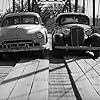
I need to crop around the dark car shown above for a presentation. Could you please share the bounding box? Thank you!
[52,13,100,58]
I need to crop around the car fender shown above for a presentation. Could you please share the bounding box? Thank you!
[89,33,100,47]
[53,33,64,46]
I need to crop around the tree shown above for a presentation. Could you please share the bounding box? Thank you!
[31,0,41,14]
[40,3,64,24]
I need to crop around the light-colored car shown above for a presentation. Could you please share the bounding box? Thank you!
[0,12,48,57]
[53,13,100,58]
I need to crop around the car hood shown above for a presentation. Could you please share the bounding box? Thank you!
[60,24,91,30]
[0,24,43,41]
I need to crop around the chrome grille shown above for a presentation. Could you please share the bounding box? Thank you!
[0,40,35,48]
[71,26,84,46]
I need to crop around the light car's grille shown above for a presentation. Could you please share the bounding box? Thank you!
[71,26,84,46]
[0,40,40,48]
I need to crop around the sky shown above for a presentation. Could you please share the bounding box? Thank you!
[0,0,11,14]
[0,0,100,17]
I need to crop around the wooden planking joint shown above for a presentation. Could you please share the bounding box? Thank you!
[28,59,49,100]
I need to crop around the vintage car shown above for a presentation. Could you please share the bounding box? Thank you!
[52,13,100,58]
[0,12,48,57]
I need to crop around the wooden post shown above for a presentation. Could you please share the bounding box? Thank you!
[93,0,95,26]
[13,0,15,13]
[82,0,85,13]
[28,0,30,12]
[75,0,78,12]
[21,0,23,12]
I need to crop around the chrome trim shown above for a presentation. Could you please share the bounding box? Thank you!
[71,26,84,46]
[55,46,100,50]
[0,46,45,52]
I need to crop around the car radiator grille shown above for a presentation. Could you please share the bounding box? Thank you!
[71,26,84,46]
[0,40,40,48]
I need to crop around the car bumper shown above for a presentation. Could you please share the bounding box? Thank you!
[55,45,100,51]
[0,46,45,53]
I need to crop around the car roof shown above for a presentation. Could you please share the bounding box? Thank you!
[3,12,40,19]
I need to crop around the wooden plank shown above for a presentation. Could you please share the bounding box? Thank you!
[75,57,100,96]
[0,59,38,100]
[83,57,100,76]
[0,67,12,74]
[0,59,27,100]
[7,59,39,100]
[65,56,100,100]
[28,59,49,100]
[65,56,83,80]
[83,57,97,66]
[49,58,76,100]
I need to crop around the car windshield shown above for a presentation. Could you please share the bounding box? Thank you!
[56,14,89,25]
[2,15,39,26]
[21,15,39,24]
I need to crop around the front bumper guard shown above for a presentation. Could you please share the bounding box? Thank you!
[55,45,100,51]
[0,46,45,52]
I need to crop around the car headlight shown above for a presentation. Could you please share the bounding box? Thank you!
[85,29,92,36]
[63,29,70,35]
[36,32,43,39]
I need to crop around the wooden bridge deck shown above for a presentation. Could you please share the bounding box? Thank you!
[0,59,49,100]
[0,56,100,100]
[64,56,100,100]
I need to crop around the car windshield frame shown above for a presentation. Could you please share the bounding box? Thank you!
[56,14,89,25]
[1,15,39,27]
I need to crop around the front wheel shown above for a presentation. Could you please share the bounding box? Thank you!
[0,53,3,59]
[93,50,99,59]
[35,49,49,59]
[36,50,44,58]
[52,48,65,58]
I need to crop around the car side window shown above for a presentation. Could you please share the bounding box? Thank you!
[2,17,13,26]
[2,16,20,26]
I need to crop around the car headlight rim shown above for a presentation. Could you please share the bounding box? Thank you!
[36,32,43,39]
[85,29,92,36]
[63,29,70,35]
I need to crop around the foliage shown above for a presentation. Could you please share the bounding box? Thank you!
[40,3,64,24]
[3,0,83,25]
[72,4,83,13]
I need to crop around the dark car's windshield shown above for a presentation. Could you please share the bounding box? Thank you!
[2,15,39,27]
[56,14,89,25]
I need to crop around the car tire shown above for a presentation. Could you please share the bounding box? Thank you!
[91,33,100,59]
[52,41,63,58]
[37,50,44,58]
[0,53,3,59]
[52,35,65,58]
[35,49,49,59]
[52,48,65,58]
[85,33,100,59]
[93,50,99,59]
